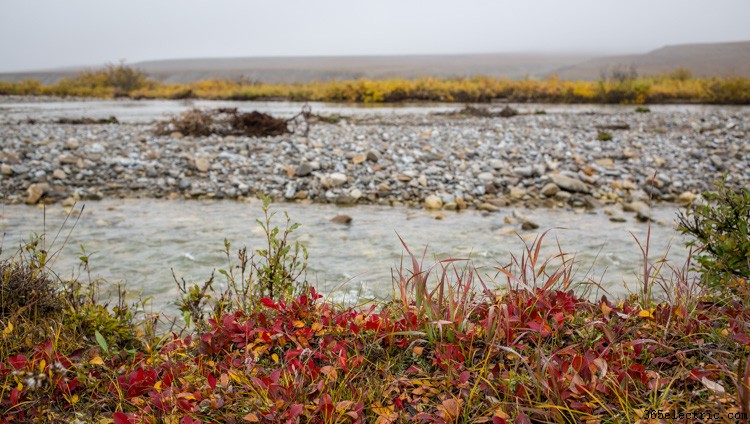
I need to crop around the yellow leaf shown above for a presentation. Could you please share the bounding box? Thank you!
[243,412,260,422]
[311,322,323,332]
[293,320,305,328]
[154,380,163,393]
[38,359,46,372]
[2,322,13,337]
[228,370,243,383]
[89,356,105,366]
[271,353,279,364]
[372,405,394,415]
[600,303,613,316]
[71,394,79,404]
[413,346,424,355]
[637,309,654,319]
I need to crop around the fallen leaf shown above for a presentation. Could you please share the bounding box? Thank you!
[701,376,726,394]
[243,412,260,422]
[440,398,462,420]
[89,356,104,366]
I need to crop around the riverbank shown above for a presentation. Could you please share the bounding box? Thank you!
[1,100,748,223]
[1,196,748,423]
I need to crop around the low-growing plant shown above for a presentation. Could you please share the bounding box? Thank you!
[597,131,613,141]
[678,178,750,292]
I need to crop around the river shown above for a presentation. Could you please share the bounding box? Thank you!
[0,198,689,316]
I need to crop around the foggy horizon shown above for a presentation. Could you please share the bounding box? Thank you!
[2,0,750,73]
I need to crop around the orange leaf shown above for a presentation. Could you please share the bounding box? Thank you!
[440,398,462,420]
[243,412,260,422]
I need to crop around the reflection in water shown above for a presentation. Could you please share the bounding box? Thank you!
[1,199,688,316]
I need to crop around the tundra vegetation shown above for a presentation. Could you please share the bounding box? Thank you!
[1,64,750,104]
[2,183,750,423]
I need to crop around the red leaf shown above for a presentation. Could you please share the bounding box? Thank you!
[207,374,217,390]
[114,412,134,424]
[732,332,750,345]
[260,298,278,309]
[8,355,27,370]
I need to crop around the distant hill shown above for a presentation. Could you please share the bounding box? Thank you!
[1,41,748,84]
[129,53,594,83]
[553,40,750,80]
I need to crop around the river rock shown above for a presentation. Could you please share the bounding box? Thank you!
[194,157,211,173]
[521,220,540,231]
[489,159,504,170]
[326,173,348,187]
[678,191,698,204]
[26,183,49,204]
[509,186,526,199]
[424,194,443,210]
[295,162,313,177]
[540,183,559,197]
[550,175,592,194]
[366,150,379,162]
[52,169,67,180]
[477,202,500,212]
[331,215,352,225]
[623,201,650,214]
[1,164,12,176]
[477,172,495,182]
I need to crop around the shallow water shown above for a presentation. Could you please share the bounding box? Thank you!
[0,199,688,316]
[1,98,745,124]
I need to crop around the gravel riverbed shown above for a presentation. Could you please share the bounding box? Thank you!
[1,100,749,223]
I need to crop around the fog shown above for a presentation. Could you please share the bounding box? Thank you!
[1,0,750,72]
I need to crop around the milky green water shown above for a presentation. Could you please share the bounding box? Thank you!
[0,199,689,317]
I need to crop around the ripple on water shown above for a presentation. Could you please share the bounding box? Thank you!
[0,199,688,315]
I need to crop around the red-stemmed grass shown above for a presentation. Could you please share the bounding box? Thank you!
[2,223,750,423]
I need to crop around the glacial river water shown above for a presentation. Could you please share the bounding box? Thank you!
[0,199,689,316]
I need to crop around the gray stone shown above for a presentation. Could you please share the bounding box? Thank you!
[328,172,348,187]
[331,215,353,225]
[366,150,379,162]
[550,175,592,194]
[540,183,560,197]
[195,157,211,173]
[512,166,534,178]
[178,179,192,190]
[489,159,504,170]
[477,172,495,182]
[295,162,313,177]
[11,165,29,175]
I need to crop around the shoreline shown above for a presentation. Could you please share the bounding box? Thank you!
[1,101,748,223]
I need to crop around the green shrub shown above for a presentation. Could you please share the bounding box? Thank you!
[678,179,750,291]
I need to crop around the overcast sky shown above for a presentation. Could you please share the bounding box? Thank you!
[1,0,749,72]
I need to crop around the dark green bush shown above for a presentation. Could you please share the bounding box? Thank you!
[678,179,750,291]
